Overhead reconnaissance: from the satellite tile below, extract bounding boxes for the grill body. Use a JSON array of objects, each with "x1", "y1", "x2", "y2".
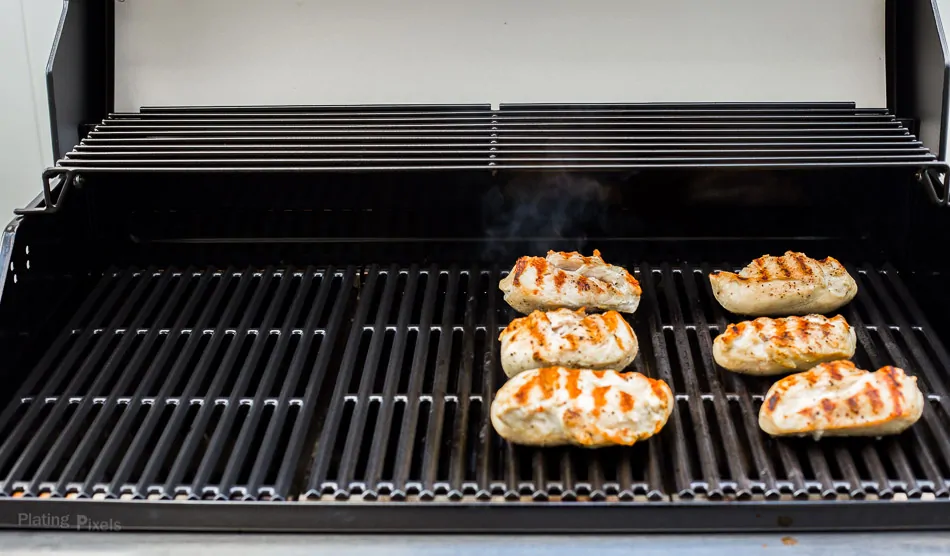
[{"x1": 2, "y1": 105, "x2": 950, "y2": 532}]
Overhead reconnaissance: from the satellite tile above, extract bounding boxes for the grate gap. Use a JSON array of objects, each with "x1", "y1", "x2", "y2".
[
  {"x1": 347, "y1": 331, "x2": 374, "y2": 395},
  {"x1": 324, "y1": 400, "x2": 356, "y2": 485},
  {"x1": 397, "y1": 331, "x2": 419, "y2": 395},
  {"x1": 126, "y1": 404, "x2": 175, "y2": 486},
  {"x1": 274, "y1": 274, "x2": 303, "y2": 329},
  {"x1": 167, "y1": 333, "x2": 209, "y2": 397},
  {"x1": 436, "y1": 401, "x2": 457, "y2": 483},
  {"x1": 267, "y1": 333, "x2": 301, "y2": 398},
  {"x1": 381, "y1": 401, "x2": 406, "y2": 482},
  {"x1": 16, "y1": 404, "x2": 72, "y2": 484},
  {"x1": 293, "y1": 334, "x2": 325, "y2": 399},
  {"x1": 422, "y1": 330, "x2": 441, "y2": 394},
  {"x1": 237, "y1": 404, "x2": 274, "y2": 487},
  {"x1": 353, "y1": 400, "x2": 381, "y2": 483},
  {"x1": 209, "y1": 404, "x2": 250, "y2": 486},
  {"x1": 266, "y1": 403, "x2": 300, "y2": 487},
  {"x1": 464, "y1": 398, "x2": 482, "y2": 482},
  {"x1": 408, "y1": 399, "x2": 432, "y2": 487},
  {"x1": 410, "y1": 272, "x2": 431, "y2": 325},
  {"x1": 100, "y1": 403, "x2": 148, "y2": 489}
]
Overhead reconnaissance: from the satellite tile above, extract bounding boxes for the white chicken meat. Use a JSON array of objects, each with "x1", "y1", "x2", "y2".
[
  {"x1": 498, "y1": 250, "x2": 641, "y2": 315},
  {"x1": 490, "y1": 366, "x2": 673, "y2": 448},
  {"x1": 713, "y1": 314, "x2": 856, "y2": 375},
  {"x1": 709, "y1": 251, "x2": 858, "y2": 316},
  {"x1": 759, "y1": 360, "x2": 924, "y2": 439},
  {"x1": 499, "y1": 308, "x2": 639, "y2": 378}
]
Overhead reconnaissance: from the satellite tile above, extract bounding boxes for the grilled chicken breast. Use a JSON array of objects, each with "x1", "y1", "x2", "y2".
[
  {"x1": 713, "y1": 314, "x2": 856, "y2": 375},
  {"x1": 499, "y1": 250, "x2": 642, "y2": 315},
  {"x1": 490, "y1": 367, "x2": 673, "y2": 448},
  {"x1": 709, "y1": 251, "x2": 858, "y2": 316},
  {"x1": 759, "y1": 361, "x2": 924, "y2": 439},
  {"x1": 499, "y1": 308, "x2": 639, "y2": 378}
]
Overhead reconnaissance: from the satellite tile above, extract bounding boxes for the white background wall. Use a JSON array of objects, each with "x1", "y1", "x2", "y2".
[{"x1": 0, "y1": 0, "x2": 947, "y2": 221}]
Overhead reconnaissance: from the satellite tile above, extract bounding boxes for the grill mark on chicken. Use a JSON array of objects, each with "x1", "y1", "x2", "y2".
[
  {"x1": 511, "y1": 258, "x2": 528, "y2": 287},
  {"x1": 490, "y1": 367, "x2": 674, "y2": 447},
  {"x1": 864, "y1": 382, "x2": 884, "y2": 413},
  {"x1": 776, "y1": 258, "x2": 793, "y2": 278},
  {"x1": 530, "y1": 259, "x2": 548, "y2": 287},
  {"x1": 577, "y1": 276, "x2": 592, "y2": 292},
  {"x1": 828, "y1": 363, "x2": 843, "y2": 381},
  {"x1": 592, "y1": 386, "x2": 610, "y2": 416},
  {"x1": 619, "y1": 391, "x2": 635, "y2": 412},
  {"x1": 652, "y1": 380, "x2": 671, "y2": 403},
  {"x1": 759, "y1": 361, "x2": 924, "y2": 438},
  {"x1": 553, "y1": 272, "x2": 566, "y2": 292},
  {"x1": 882, "y1": 366, "x2": 904, "y2": 415}
]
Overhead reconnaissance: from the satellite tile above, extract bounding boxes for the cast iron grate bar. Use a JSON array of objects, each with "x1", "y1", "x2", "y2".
[
  {"x1": 1, "y1": 260, "x2": 949, "y2": 502},
  {"x1": 54, "y1": 103, "x2": 944, "y2": 172}
]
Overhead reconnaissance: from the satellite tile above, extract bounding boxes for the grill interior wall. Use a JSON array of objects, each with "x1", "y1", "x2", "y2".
[{"x1": 1, "y1": 166, "x2": 949, "y2": 504}]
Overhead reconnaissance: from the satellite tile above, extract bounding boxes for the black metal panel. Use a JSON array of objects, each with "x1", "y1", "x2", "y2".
[
  {"x1": 891, "y1": 0, "x2": 950, "y2": 168},
  {"x1": 46, "y1": 0, "x2": 113, "y2": 162}
]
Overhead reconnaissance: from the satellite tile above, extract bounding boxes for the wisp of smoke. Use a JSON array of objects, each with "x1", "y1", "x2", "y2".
[{"x1": 481, "y1": 173, "x2": 613, "y2": 262}]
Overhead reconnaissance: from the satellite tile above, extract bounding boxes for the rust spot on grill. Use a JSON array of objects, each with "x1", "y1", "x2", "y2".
[
  {"x1": 619, "y1": 391, "x2": 635, "y2": 412},
  {"x1": 863, "y1": 382, "x2": 884, "y2": 413}
]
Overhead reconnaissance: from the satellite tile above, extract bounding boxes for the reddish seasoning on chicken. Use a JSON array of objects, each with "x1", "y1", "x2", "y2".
[
  {"x1": 490, "y1": 367, "x2": 673, "y2": 448},
  {"x1": 499, "y1": 308, "x2": 639, "y2": 378},
  {"x1": 758, "y1": 360, "x2": 924, "y2": 439},
  {"x1": 499, "y1": 250, "x2": 641, "y2": 315},
  {"x1": 709, "y1": 251, "x2": 857, "y2": 316},
  {"x1": 713, "y1": 314, "x2": 856, "y2": 376}
]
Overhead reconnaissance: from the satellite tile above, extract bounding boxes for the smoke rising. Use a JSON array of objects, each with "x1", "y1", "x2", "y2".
[{"x1": 481, "y1": 173, "x2": 615, "y2": 262}]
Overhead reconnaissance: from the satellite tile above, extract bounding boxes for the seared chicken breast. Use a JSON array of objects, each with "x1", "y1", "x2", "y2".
[
  {"x1": 490, "y1": 367, "x2": 673, "y2": 448},
  {"x1": 709, "y1": 251, "x2": 858, "y2": 316},
  {"x1": 759, "y1": 361, "x2": 924, "y2": 439},
  {"x1": 499, "y1": 250, "x2": 642, "y2": 315},
  {"x1": 713, "y1": 314, "x2": 856, "y2": 376},
  {"x1": 499, "y1": 308, "x2": 639, "y2": 378}
]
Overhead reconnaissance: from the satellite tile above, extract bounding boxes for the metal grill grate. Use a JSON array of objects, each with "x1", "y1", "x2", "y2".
[
  {"x1": 56, "y1": 103, "x2": 943, "y2": 171},
  {"x1": 1, "y1": 259, "x2": 949, "y2": 503}
]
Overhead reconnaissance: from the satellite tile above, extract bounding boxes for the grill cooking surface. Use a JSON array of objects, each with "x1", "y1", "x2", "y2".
[{"x1": 3, "y1": 259, "x2": 949, "y2": 502}]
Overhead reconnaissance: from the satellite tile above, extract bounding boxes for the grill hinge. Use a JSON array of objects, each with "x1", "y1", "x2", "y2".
[{"x1": 13, "y1": 168, "x2": 81, "y2": 216}]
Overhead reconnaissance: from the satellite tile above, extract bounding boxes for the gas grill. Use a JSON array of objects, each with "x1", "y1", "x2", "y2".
[{"x1": 3, "y1": 0, "x2": 950, "y2": 533}]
